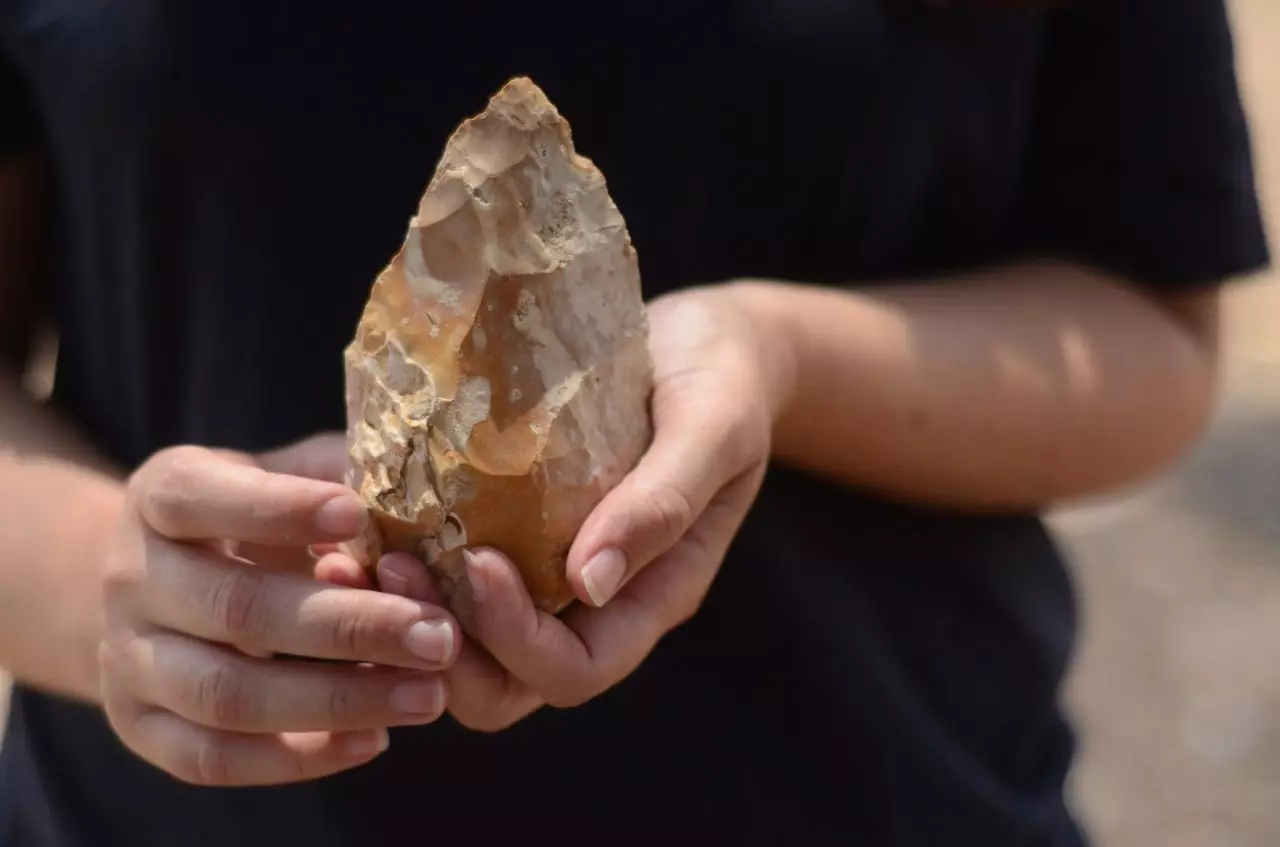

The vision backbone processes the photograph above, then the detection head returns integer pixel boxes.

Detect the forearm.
[726,262,1221,512]
[0,370,123,704]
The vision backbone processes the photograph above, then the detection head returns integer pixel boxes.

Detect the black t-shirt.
[0,2,1269,845]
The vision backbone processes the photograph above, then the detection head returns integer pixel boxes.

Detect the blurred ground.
[1056,1,1280,844]
[2,3,1278,843]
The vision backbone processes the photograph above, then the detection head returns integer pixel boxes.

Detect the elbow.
[1153,282,1227,453]
[1144,345,1221,477]
[1031,337,1220,511]
[1025,275,1228,508]
[1106,284,1227,490]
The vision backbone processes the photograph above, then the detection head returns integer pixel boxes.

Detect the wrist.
[0,455,122,704]
[716,280,801,426]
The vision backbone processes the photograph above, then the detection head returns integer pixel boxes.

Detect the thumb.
[566,414,742,609]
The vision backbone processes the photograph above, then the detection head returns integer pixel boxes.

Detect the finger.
[142,535,459,671]
[566,467,761,662]
[467,469,761,709]
[314,551,376,590]
[205,433,349,482]
[134,445,366,546]
[565,410,761,608]
[130,710,388,787]
[256,433,352,484]
[236,549,373,658]
[132,631,445,733]
[443,641,544,733]
[462,547,599,709]
[369,548,540,732]
[376,553,445,605]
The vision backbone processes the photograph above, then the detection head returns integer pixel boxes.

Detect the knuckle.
[97,647,138,724]
[101,544,150,612]
[669,577,711,630]
[208,568,269,639]
[536,662,600,710]
[331,614,362,655]
[96,636,128,682]
[326,683,356,727]
[142,447,209,532]
[452,707,518,734]
[721,418,768,475]
[187,736,232,786]
[671,591,706,629]
[637,482,696,544]
[449,687,532,734]
[98,631,152,703]
[192,660,256,728]
[328,605,385,658]
[100,555,142,602]
[680,520,718,565]
[543,683,594,710]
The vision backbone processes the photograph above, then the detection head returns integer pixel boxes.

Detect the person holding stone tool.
[0,1,1268,845]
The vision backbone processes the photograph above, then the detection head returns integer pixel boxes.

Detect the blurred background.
[0,1,1276,844]
[1053,1,1280,843]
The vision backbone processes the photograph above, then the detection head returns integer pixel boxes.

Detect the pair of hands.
[97,289,780,786]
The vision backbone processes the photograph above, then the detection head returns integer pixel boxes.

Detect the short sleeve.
[0,50,40,162]
[1019,0,1271,290]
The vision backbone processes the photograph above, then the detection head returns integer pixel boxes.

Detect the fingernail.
[315,495,365,537]
[464,549,488,604]
[404,619,454,664]
[345,728,389,758]
[390,679,444,716]
[582,548,627,606]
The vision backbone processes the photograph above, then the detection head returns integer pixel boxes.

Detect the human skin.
[0,155,1222,783]
[363,271,1220,731]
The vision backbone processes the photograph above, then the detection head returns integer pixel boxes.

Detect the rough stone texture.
[342,77,654,616]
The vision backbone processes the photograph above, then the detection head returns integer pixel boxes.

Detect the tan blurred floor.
[1056,1,1280,844]
[2,3,1279,838]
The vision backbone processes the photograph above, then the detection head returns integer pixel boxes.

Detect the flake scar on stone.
[341,77,655,615]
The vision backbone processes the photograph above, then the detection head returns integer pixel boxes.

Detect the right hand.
[97,434,461,787]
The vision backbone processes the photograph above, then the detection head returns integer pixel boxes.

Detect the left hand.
[341,285,786,731]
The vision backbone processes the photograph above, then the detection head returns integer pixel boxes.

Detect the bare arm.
[0,156,124,704]
[726,262,1224,513]
[403,260,1233,732]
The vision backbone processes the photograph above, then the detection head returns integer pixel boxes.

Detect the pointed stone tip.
[486,75,560,126]
[346,71,653,619]
[496,75,548,102]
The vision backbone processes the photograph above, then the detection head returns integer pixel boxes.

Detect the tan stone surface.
[343,77,653,615]
[3,17,1278,844]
